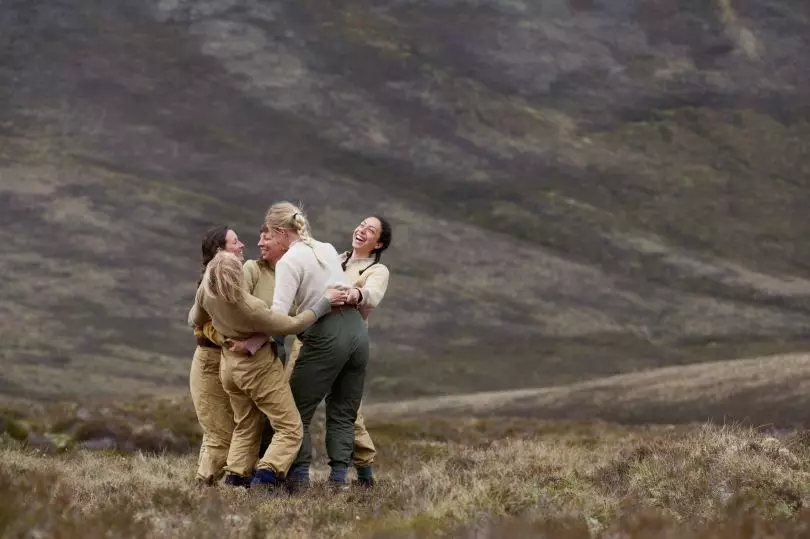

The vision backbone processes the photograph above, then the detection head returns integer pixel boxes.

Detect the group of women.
[187,202,391,493]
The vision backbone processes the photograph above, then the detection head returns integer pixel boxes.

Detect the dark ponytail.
[198,225,230,286]
[359,215,392,275]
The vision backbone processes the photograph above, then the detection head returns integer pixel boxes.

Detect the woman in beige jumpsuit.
[188,251,339,490]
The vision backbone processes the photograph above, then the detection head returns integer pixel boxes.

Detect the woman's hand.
[229,333,268,355]
[345,288,362,305]
[229,339,250,354]
[327,288,348,306]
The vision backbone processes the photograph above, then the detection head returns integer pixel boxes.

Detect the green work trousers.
[289,307,369,469]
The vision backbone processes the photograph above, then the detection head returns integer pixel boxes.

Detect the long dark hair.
[343,215,392,275]
[198,225,230,285]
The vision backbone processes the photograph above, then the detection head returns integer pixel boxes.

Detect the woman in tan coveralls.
[234,225,292,455]
[189,225,245,485]
[188,251,337,490]
[339,215,392,486]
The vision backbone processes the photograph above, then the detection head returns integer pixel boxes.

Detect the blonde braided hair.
[264,201,326,267]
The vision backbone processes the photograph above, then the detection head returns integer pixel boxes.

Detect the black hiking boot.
[223,473,252,488]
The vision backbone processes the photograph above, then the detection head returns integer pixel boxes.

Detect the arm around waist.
[243,294,330,336]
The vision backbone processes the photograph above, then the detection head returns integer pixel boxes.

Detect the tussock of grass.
[1,417,809,538]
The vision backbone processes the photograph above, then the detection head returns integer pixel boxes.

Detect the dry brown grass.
[2,415,810,538]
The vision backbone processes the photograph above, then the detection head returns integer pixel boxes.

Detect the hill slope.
[2,0,810,400]
[369,352,810,426]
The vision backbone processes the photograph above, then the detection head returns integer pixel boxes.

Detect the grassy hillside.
[1,352,807,457]
[3,0,810,400]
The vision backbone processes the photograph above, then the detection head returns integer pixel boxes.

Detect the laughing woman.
[188,251,336,490]
[339,215,392,486]
[189,225,244,485]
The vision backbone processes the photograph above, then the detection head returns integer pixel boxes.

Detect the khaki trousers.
[220,344,302,478]
[189,346,234,483]
[353,404,377,468]
[284,317,376,468]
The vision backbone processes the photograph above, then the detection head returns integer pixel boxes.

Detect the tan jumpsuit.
[189,322,234,483]
[189,259,278,482]
[188,282,327,478]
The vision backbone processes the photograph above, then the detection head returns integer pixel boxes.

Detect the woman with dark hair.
[340,215,392,318]
[337,215,392,487]
[189,225,244,485]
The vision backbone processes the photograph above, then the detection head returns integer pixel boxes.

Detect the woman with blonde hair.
[250,215,393,487]
[267,215,393,486]
[264,201,369,490]
[188,250,338,490]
